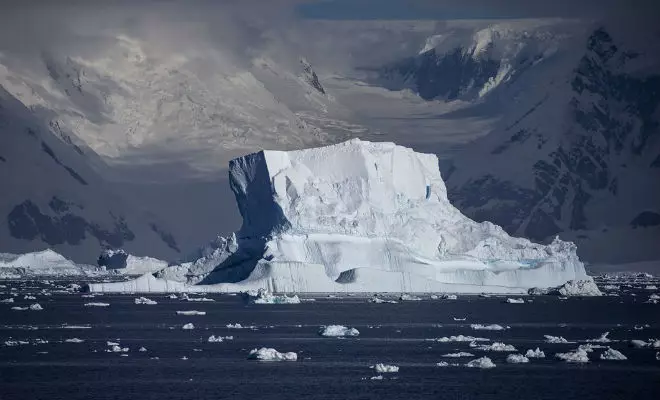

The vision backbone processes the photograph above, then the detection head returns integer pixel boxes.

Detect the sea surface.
[1,277,659,400]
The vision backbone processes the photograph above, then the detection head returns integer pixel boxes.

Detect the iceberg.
[318,325,360,337]
[600,348,627,360]
[506,354,529,363]
[86,140,592,293]
[466,357,496,369]
[470,324,507,331]
[525,348,545,358]
[247,347,297,361]
[134,297,157,305]
[373,364,399,373]
[246,288,301,304]
[555,349,589,363]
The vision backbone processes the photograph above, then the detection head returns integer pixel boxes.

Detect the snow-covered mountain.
[0,86,181,263]
[405,25,660,264]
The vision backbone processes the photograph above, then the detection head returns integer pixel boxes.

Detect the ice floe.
[586,332,613,343]
[247,347,297,361]
[182,323,195,330]
[525,348,545,358]
[600,348,627,360]
[134,297,158,305]
[555,348,589,363]
[176,310,206,316]
[470,324,507,331]
[84,302,109,307]
[466,357,496,368]
[318,325,360,337]
[373,363,399,373]
[506,354,529,363]
[247,289,301,304]
[433,335,489,343]
[470,342,517,352]
[208,335,233,343]
[442,352,475,358]
[506,298,525,304]
[399,294,422,301]
[64,338,84,343]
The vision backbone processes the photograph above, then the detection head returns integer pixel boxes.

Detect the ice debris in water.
[370,375,384,380]
[550,280,602,297]
[247,347,297,361]
[544,335,572,344]
[176,310,206,316]
[506,298,525,304]
[182,323,195,330]
[600,348,627,360]
[645,285,658,290]
[180,294,214,302]
[11,306,28,311]
[433,335,489,343]
[470,342,517,352]
[247,289,301,304]
[399,294,422,301]
[64,338,84,343]
[525,348,545,358]
[555,348,589,363]
[139,347,147,352]
[373,364,399,373]
[134,297,157,305]
[208,335,233,343]
[466,357,496,369]
[586,332,612,343]
[369,296,398,304]
[84,302,109,307]
[1,297,14,303]
[470,324,507,331]
[226,323,255,329]
[107,345,129,353]
[319,325,360,337]
[578,344,606,353]
[436,361,460,367]
[506,354,529,363]
[630,339,660,348]
[442,352,474,358]
[29,303,43,310]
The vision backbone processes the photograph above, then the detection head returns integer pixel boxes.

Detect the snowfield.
[85,140,593,294]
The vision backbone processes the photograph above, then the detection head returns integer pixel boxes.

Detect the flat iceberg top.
[89,140,591,294]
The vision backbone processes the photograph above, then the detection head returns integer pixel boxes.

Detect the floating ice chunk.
[466,357,496,368]
[544,335,572,344]
[64,338,84,343]
[656,352,660,361]
[648,294,660,303]
[226,323,255,329]
[0,297,14,303]
[586,332,613,343]
[600,348,627,360]
[107,345,129,353]
[506,298,525,304]
[630,339,660,348]
[578,344,607,353]
[182,323,195,330]
[525,348,545,358]
[470,324,507,331]
[247,289,301,304]
[442,352,475,358]
[399,294,422,301]
[645,285,658,290]
[181,294,214,302]
[373,363,399,373]
[29,303,43,310]
[11,306,28,311]
[369,296,398,304]
[370,375,384,380]
[176,311,206,316]
[24,295,36,300]
[434,335,489,343]
[436,361,461,367]
[555,348,589,363]
[470,342,517,352]
[134,297,157,305]
[208,335,233,343]
[550,280,602,297]
[84,302,109,307]
[139,347,147,352]
[247,347,297,361]
[506,354,529,363]
[453,317,466,321]
[319,325,360,337]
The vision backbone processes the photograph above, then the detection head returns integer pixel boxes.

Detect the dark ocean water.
[1,278,659,400]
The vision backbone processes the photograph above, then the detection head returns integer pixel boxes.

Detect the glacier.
[86,139,591,293]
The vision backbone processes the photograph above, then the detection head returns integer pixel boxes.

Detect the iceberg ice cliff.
[88,139,591,293]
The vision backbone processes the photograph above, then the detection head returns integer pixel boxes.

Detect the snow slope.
[89,139,590,293]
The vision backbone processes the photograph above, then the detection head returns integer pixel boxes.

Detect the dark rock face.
[300,59,326,95]
[631,211,660,228]
[7,199,135,248]
[378,47,500,100]
[97,249,129,269]
[448,28,660,242]
[150,223,180,252]
[41,141,88,186]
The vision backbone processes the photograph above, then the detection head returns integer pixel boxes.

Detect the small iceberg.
[466,357,496,369]
[247,347,297,361]
[470,342,517,352]
[470,324,507,331]
[544,335,572,344]
[318,325,360,337]
[433,335,489,343]
[399,294,422,301]
[586,332,612,343]
[555,348,589,363]
[600,348,627,361]
[208,335,233,343]
[176,310,206,316]
[247,289,301,304]
[84,302,109,307]
[182,323,195,330]
[525,348,545,358]
[506,354,529,363]
[64,338,84,343]
[134,297,157,305]
[373,363,399,373]
[29,303,43,311]
[506,298,525,304]
[442,352,474,358]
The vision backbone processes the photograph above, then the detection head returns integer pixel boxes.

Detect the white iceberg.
[433,335,489,343]
[466,357,496,369]
[373,363,399,373]
[247,347,297,361]
[139,347,147,352]
[470,324,506,331]
[318,325,360,337]
[84,302,109,307]
[525,348,545,358]
[182,323,195,330]
[208,335,233,343]
[29,303,43,311]
[399,294,422,301]
[544,335,572,344]
[600,348,627,360]
[578,344,606,353]
[549,280,602,297]
[134,297,157,305]
[586,332,613,343]
[506,354,529,363]
[470,342,517,352]
[176,310,206,316]
[64,338,84,343]
[87,140,591,294]
[442,352,475,358]
[247,288,300,304]
[555,349,589,363]
[506,298,525,304]
[0,297,14,303]
[0,250,95,277]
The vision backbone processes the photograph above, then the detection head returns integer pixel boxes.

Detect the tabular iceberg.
[88,139,592,294]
